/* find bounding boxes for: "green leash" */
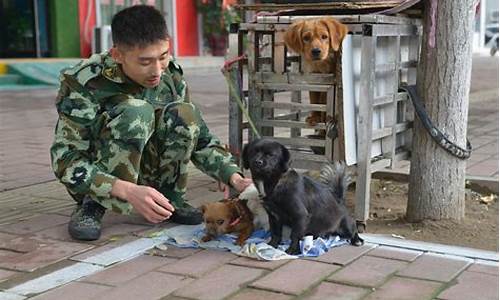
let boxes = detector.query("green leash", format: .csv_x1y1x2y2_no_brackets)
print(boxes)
222,56,261,139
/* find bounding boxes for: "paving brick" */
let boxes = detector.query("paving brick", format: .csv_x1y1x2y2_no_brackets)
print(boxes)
437,271,498,300
302,282,369,300
307,244,376,265
96,271,192,300
467,160,499,177
29,281,112,300
0,214,69,234
367,246,423,262
328,255,407,288
229,256,290,270
0,249,21,262
98,223,152,240
364,276,442,300
228,288,293,300
35,224,78,242
82,255,177,285
158,249,237,277
467,262,499,276
148,245,201,258
174,264,264,300
251,259,339,295
473,141,499,155
397,253,472,282
0,239,92,272
0,268,20,282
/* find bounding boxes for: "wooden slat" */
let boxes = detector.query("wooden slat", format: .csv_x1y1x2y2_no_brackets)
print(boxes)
355,27,376,223
373,127,393,140
261,101,327,111
264,136,325,147
288,73,336,85
256,83,331,92
370,158,392,172
325,87,335,161
289,150,329,163
261,119,326,130
273,111,307,121
255,72,336,85
374,92,408,107
372,122,412,141
372,24,419,37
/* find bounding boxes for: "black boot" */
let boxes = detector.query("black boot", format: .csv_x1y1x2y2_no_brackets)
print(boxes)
170,202,203,225
68,197,106,241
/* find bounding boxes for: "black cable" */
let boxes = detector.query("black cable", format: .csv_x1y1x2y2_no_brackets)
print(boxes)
400,84,472,160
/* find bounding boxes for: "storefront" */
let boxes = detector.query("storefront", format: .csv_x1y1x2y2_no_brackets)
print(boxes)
0,0,237,58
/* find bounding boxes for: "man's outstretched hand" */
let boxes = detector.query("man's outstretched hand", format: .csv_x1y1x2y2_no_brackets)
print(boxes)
229,173,253,193
111,179,175,223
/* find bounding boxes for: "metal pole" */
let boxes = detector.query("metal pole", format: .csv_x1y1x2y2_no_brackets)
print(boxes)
33,0,41,57
95,0,102,27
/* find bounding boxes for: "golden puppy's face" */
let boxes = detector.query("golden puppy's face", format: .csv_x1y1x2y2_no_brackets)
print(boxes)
201,201,236,236
284,18,348,62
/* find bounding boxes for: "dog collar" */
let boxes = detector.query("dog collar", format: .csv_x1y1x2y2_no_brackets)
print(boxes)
229,216,241,227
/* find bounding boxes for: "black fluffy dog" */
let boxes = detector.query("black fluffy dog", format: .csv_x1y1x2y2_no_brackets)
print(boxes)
242,138,363,254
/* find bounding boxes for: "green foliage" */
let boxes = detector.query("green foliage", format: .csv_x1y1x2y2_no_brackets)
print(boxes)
196,0,241,36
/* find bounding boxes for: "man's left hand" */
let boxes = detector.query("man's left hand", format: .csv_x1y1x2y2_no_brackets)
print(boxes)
229,173,253,193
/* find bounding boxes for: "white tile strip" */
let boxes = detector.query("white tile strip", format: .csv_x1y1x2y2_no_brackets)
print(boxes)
362,234,499,262
0,291,27,300
74,238,160,266
7,263,103,296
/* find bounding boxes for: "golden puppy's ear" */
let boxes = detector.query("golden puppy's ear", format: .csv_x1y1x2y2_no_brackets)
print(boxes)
284,20,305,54
200,204,207,214
322,18,348,52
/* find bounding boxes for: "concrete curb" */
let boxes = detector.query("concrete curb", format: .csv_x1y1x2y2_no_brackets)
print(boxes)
362,233,499,262
373,171,499,194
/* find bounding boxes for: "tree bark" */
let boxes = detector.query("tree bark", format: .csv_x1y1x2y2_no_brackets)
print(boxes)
407,0,475,222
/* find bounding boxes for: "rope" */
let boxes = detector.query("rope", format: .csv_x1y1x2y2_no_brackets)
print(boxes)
221,55,261,139
401,84,472,159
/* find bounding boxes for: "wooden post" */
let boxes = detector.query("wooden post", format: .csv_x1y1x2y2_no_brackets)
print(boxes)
354,24,376,228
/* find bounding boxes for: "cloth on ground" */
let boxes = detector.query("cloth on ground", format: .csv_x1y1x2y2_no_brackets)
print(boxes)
157,224,348,260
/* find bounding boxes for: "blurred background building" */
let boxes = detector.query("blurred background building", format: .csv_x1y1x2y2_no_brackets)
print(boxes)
0,0,239,58
0,0,497,59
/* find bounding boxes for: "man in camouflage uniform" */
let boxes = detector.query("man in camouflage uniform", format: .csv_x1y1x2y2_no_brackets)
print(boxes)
50,5,251,241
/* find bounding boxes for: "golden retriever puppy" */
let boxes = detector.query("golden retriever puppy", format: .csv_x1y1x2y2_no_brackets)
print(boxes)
284,18,348,126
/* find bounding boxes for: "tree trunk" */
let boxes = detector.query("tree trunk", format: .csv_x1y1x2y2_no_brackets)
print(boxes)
407,0,475,222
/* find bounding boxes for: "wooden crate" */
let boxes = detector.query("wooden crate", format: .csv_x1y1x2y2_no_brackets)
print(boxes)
227,14,422,228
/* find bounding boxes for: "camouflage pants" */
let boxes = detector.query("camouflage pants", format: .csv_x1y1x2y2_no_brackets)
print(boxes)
86,98,200,214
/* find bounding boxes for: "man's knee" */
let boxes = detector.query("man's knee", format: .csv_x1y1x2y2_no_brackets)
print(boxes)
107,99,155,139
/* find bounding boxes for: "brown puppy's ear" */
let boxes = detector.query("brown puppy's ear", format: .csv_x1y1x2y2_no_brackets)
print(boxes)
200,204,207,214
284,20,305,54
322,18,348,52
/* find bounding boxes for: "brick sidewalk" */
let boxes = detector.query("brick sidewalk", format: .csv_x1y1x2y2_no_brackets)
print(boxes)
0,173,497,300
0,56,497,299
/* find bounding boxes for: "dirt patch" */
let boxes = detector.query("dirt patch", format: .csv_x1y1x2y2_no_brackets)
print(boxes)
345,179,499,252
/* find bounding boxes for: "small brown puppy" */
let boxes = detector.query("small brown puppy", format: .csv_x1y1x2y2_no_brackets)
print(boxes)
201,198,254,246
284,17,348,126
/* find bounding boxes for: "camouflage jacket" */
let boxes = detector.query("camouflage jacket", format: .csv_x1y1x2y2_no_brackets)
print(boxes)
50,52,240,200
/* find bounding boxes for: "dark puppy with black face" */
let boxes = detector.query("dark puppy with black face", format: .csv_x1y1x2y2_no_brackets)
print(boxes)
242,138,363,255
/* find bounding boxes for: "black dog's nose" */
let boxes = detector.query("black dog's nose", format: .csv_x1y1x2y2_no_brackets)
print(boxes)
254,159,264,167
311,48,321,57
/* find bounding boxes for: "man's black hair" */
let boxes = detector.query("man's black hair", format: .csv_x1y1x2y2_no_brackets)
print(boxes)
111,5,169,48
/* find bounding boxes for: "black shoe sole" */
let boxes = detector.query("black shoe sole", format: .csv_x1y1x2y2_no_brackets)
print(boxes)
68,224,101,241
